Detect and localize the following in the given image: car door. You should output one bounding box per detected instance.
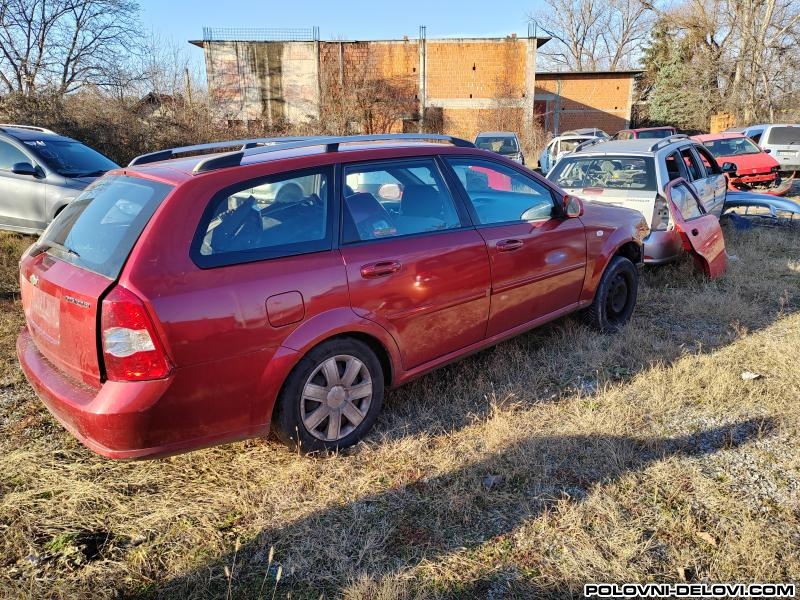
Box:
[540,139,556,173]
[677,145,718,216]
[665,178,727,279]
[692,144,726,216]
[0,139,47,231]
[444,156,587,338]
[339,157,491,370]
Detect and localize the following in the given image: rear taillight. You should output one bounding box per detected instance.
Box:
[101,286,170,381]
[652,194,670,231]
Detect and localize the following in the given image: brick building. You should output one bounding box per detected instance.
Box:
[190,31,640,142]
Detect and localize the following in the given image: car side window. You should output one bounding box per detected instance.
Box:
[669,181,704,220]
[665,151,687,182]
[748,130,763,144]
[194,168,330,266]
[679,147,702,180]
[0,140,30,171]
[342,158,460,243]
[694,145,721,175]
[446,157,555,224]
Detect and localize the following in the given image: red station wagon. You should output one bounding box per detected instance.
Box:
[17,134,648,458]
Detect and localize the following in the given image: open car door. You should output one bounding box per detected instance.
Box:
[665,178,727,278]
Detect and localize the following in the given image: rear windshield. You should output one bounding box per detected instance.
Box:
[765,126,800,145]
[23,139,118,177]
[39,175,172,278]
[475,136,519,153]
[703,137,761,157]
[636,128,674,139]
[548,156,657,191]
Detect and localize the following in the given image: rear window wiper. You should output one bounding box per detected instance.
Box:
[39,240,81,258]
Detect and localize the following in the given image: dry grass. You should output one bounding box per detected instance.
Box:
[0,216,799,599]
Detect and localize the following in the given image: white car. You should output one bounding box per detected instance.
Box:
[729,124,800,175]
[539,134,600,174]
[546,136,729,264]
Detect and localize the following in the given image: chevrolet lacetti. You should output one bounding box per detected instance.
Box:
[17,134,648,458]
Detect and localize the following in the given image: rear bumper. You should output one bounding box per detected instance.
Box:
[642,230,682,264]
[17,327,259,459]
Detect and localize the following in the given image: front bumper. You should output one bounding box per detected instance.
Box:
[642,230,683,265]
[731,172,778,185]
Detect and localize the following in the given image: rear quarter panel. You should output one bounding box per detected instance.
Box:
[577,202,647,303]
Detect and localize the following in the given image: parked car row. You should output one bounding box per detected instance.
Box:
[4,128,756,460]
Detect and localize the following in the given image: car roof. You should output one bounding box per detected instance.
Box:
[475,131,517,137]
[0,125,74,143]
[123,140,495,184]
[572,138,694,156]
[692,132,746,142]
[626,126,676,132]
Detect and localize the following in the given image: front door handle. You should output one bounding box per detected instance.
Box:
[360,261,401,279]
[496,239,524,252]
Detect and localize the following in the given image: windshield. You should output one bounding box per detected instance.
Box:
[703,137,761,157]
[24,139,118,177]
[548,156,657,191]
[765,126,800,145]
[475,136,519,154]
[636,128,674,139]
[39,175,172,278]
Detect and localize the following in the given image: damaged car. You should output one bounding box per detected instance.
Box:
[692,132,794,196]
[547,135,728,277]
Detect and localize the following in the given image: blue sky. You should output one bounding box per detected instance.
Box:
[138,0,547,47]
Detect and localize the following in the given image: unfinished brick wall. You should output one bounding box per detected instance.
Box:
[425,39,526,99]
[534,73,636,135]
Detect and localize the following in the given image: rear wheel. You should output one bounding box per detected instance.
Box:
[273,338,384,453]
[585,256,638,332]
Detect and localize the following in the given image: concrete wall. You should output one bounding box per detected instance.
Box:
[203,40,320,125]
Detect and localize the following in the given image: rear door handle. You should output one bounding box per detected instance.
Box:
[496,239,524,252]
[360,261,401,278]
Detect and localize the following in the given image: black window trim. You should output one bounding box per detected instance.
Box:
[190,164,337,269]
[692,143,721,177]
[337,155,473,247]
[442,154,562,228]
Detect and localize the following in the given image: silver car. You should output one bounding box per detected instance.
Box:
[474,131,525,164]
[736,124,800,174]
[546,136,728,264]
[0,124,118,234]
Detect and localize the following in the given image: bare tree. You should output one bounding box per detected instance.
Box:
[0,0,141,95]
[532,0,653,70]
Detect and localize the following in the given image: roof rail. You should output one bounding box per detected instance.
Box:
[649,134,689,152]
[192,133,475,174]
[0,124,57,135]
[127,137,313,167]
[574,137,606,152]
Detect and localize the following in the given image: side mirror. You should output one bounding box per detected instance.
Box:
[763,148,771,154]
[721,162,738,174]
[563,194,584,218]
[11,162,39,177]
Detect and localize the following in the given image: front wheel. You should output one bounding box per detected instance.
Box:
[273,338,384,453]
[585,256,638,332]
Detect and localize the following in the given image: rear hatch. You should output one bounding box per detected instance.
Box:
[547,155,662,227]
[764,126,800,169]
[19,174,173,386]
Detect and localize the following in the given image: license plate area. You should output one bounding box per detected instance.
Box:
[28,286,60,344]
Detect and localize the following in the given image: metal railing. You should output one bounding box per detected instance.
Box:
[128,138,313,167]
[201,27,320,42]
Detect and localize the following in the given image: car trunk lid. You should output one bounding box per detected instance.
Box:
[19,174,173,386]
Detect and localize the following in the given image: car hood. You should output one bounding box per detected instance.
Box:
[717,152,779,174]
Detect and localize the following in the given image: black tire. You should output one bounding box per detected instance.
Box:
[585,256,638,332]
[273,338,384,453]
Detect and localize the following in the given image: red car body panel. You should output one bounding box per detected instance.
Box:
[17,142,647,459]
[666,179,727,279]
[692,132,782,190]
